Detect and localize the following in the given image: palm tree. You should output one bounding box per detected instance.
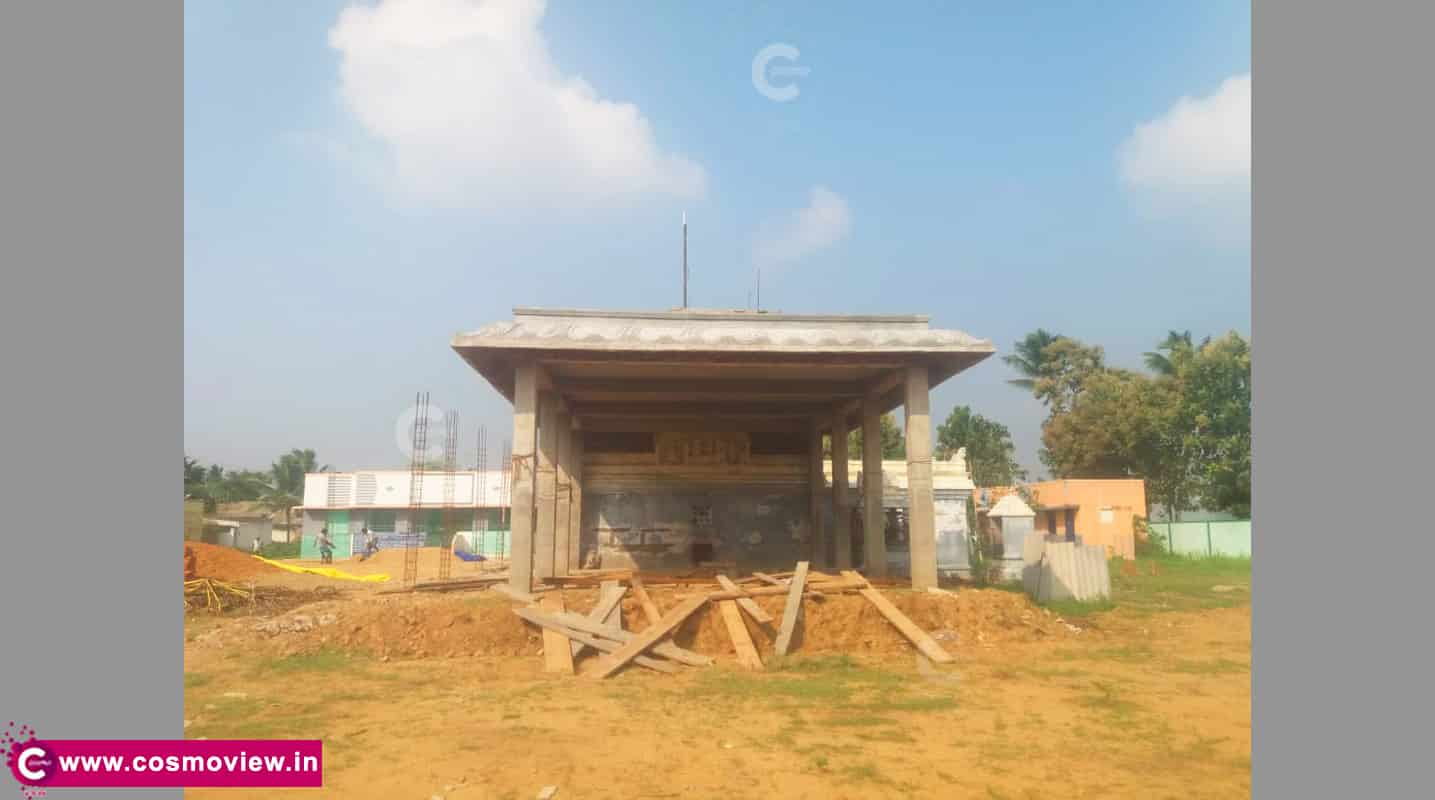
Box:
[271,449,329,497]
[259,487,302,544]
[1003,329,1065,389]
[1143,330,1208,376]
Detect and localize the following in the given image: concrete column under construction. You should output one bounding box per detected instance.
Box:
[808,418,824,565]
[566,422,584,572]
[507,364,539,592]
[552,406,573,576]
[831,404,852,570]
[533,392,560,579]
[861,390,887,577]
[905,365,938,589]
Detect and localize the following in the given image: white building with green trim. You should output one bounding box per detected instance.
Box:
[299,470,509,559]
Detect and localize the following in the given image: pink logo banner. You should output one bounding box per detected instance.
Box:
[6,738,323,789]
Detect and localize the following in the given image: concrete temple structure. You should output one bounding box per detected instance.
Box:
[451,307,994,590]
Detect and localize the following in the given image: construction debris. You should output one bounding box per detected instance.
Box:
[503,561,958,679]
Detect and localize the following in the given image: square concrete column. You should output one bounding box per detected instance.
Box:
[808,418,825,565]
[507,364,539,592]
[566,423,584,572]
[831,405,852,570]
[533,392,560,579]
[862,392,887,577]
[552,406,572,576]
[905,366,937,589]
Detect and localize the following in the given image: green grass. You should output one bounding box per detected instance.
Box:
[1111,555,1251,615]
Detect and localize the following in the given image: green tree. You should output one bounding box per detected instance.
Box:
[934,406,1025,486]
[1143,330,1208,377]
[259,487,302,543]
[1033,338,1107,414]
[1172,333,1252,517]
[271,449,328,497]
[1003,329,1066,389]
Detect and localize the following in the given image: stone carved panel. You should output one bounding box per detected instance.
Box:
[655,432,751,466]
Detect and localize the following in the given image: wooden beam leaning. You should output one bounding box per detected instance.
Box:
[773,561,811,657]
[840,570,953,664]
[718,600,763,670]
[628,575,663,626]
[714,575,774,626]
[591,595,709,679]
[513,607,678,675]
[540,592,575,674]
[542,608,711,667]
[571,580,625,658]
[751,572,787,587]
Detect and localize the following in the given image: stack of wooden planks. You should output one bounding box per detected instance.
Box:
[501,561,955,678]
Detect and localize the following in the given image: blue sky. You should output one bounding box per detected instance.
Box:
[184,0,1250,477]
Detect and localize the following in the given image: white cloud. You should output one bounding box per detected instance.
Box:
[753,186,852,272]
[1120,73,1251,190]
[328,0,705,208]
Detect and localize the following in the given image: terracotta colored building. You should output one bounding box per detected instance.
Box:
[976,478,1146,560]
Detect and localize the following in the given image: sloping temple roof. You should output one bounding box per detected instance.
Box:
[451,307,995,431]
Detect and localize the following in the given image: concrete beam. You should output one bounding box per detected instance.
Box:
[905,366,937,589]
[831,402,852,570]
[508,364,540,592]
[862,390,887,577]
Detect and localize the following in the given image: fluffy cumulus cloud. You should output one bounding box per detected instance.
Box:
[1120,73,1251,190]
[329,0,705,208]
[753,186,853,272]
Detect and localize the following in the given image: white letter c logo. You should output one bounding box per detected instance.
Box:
[17,746,49,781]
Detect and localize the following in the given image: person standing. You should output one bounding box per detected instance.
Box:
[317,526,334,564]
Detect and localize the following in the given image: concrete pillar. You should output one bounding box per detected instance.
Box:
[831,405,852,570]
[533,392,560,579]
[862,392,887,577]
[808,418,824,565]
[567,423,584,572]
[905,366,937,589]
[552,406,572,576]
[508,364,539,592]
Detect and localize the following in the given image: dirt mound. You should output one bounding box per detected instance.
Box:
[185,542,282,581]
[205,582,1071,664]
[655,585,1069,657]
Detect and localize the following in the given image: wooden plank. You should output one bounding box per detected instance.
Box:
[773,562,810,657]
[841,570,954,664]
[571,581,626,658]
[628,575,663,626]
[718,600,763,670]
[751,572,787,587]
[543,608,711,667]
[513,608,678,674]
[591,595,709,679]
[715,575,775,625]
[540,593,575,674]
[706,580,863,602]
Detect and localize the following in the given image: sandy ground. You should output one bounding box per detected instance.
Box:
[183,568,1250,799]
